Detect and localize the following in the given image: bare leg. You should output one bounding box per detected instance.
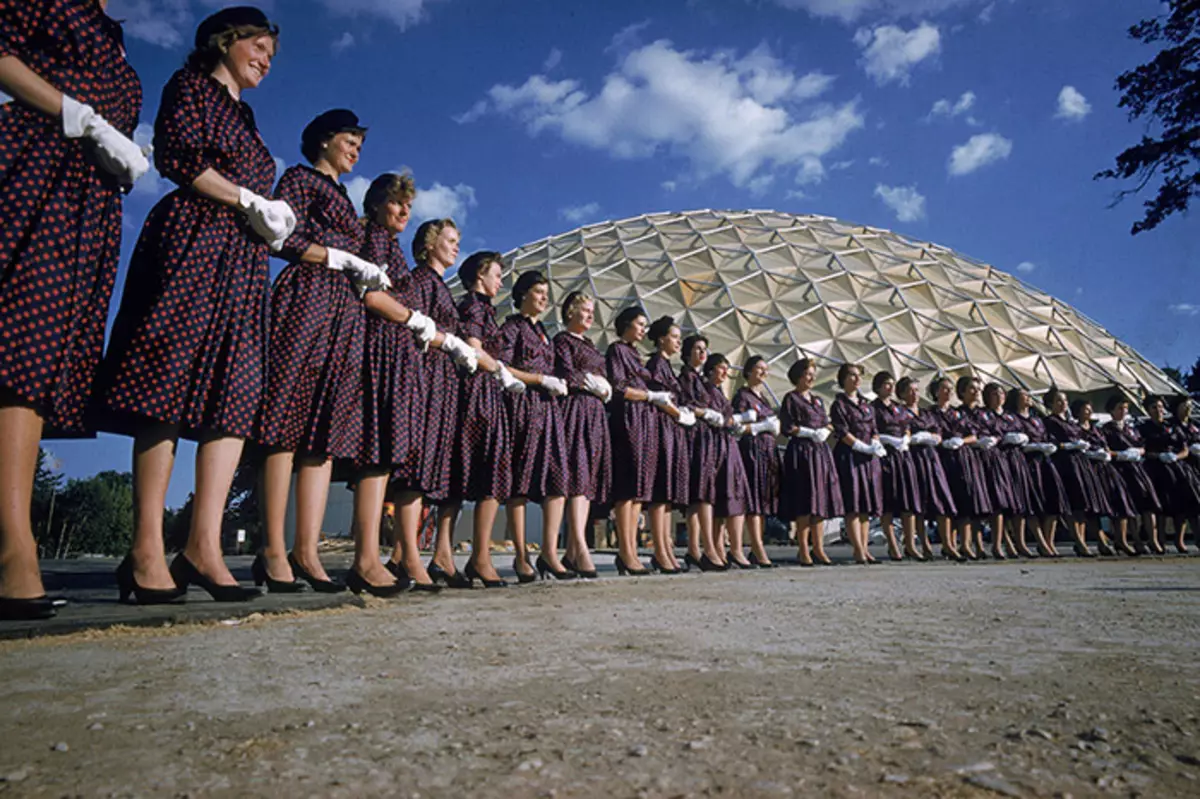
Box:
[880,513,901,560]
[432,502,460,573]
[468,497,504,580]
[726,514,747,564]
[959,519,976,558]
[1141,513,1161,553]
[747,514,771,565]
[812,518,831,564]
[944,518,961,558]
[0,405,46,599]
[990,514,1006,557]
[614,499,643,568]
[351,472,399,585]
[1070,516,1090,554]
[181,434,245,586]
[919,517,935,559]
[1040,515,1060,555]
[563,496,595,573]
[795,516,813,564]
[848,515,866,563]
[540,495,566,570]
[713,519,728,558]
[259,448,296,581]
[648,503,670,568]
[130,423,180,590]
[899,513,918,559]
[506,498,535,578]
[1010,516,1032,556]
[685,504,703,561]
[391,489,434,584]
[697,503,720,562]
[1113,517,1134,554]
[291,455,334,580]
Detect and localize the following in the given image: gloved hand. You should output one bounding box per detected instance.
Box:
[494,362,525,394]
[793,426,818,441]
[440,333,478,373]
[1085,450,1111,463]
[878,434,906,450]
[1062,440,1089,452]
[62,95,150,186]
[909,431,937,447]
[872,441,887,458]
[748,418,780,436]
[237,187,296,251]
[941,437,965,450]
[1041,442,1058,456]
[583,373,612,402]
[1190,443,1200,457]
[973,436,998,450]
[326,248,392,292]
[701,408,726,428]
[851,439,875,456]
[1003,432,1030,446]
[814,427,832,444]
[1159,451,1179,464]
[646,390,674,407]
[732,410,757,425]
[1117,447,1141,462]
[404,309,437,349]
[676,408,697,427]
[540,375,569,397]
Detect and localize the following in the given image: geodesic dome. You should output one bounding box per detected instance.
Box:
[480,209,1183,405]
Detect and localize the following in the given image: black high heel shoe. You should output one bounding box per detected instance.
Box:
[536,555,578,580]
[1097,540,1117,557]
[464,560,509,588]
[1073,543,1096,558]
[287,553,345,593]
[385,561,441,592]
[116,555,186,604]
[614,554,650,576]
[903,548,928,562]
[941,547,967,563]
[684,552,704,571]
[513,554,537,584]
[650,556,681,574]
[250,554,305,594]
[747,551,778,568]
[726,551,756,570]
[561,555,598,579]
[346,568,411,598]
[429,561,474,589]
[169,554,259,603]
[698,553,727,572]
[0,595,57,621]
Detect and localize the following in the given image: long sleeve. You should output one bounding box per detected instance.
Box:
[154,70,224,187]
[678,367,709,409]
[830,395,851,440]
[779,392,801,432]
[274,167,361,259]
[554,334,588,389]
[496,318,520,366]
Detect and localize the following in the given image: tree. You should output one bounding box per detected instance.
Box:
[1095,0,1199,234]
[1163,363,1187,386]
[42,471,135,558]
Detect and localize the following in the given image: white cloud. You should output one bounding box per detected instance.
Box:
[772,0,991,24]
[746,174,776,195]
[313,0,443,30]
[273,156,287,179]
[661,180,678,192]
[331,32,354,54]
[948,132,1012,175]
[1016,261,1036,274]
[106,0,191,48]
[543,48,563,71]
[1168,303,1200,317]
[345,176,371,215]
[412,182,477,224]
[978,2,995,22]
[873,183,926,222]
[559,202,601,223]
[608,20,652,54]
[927,90,975,120]
[853,22,940,85]
[868,155,887,166]
[1055,85,1091,121]
[460,40,863,189]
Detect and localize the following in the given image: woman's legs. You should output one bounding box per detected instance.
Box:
[990,514,1006,557]
[390,489,434,584]
[811,518,831,564]
[291,455,334,581]
[726,514,748,564]
[351,471,399,585]
[0,405,46,599]
[432,502,460,573]
[848,515,866,563]
[648,502,671,567]
[899,512,918,558]
[506,498,535,578]
[540,495,567,570]
[182,433,246,586]
[795,515,812,564]
[564,496,596,573]
[958,519,975,558]
[260,448,296,581]
[468,497,504,580]
[613,499,642,567]
[129,422,181,590]
[747,513,771,565]
[880,513,901,560]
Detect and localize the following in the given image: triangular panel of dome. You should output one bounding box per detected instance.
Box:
[620,235,672,262]
[697,225,744,248]
[808,271,862,309]
[622,259,677,287]
[582,243,627,268]
[677,280,733,313]
[671,250,721,283]
[751,243,803,275]
[712,251,758,279]
[697,311,748,354]
[614,218,653,240]
[1039,355,1086,393]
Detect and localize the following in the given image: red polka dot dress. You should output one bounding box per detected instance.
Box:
[397,263,460,501]
[258,165,364,459]
[734,387,780,516]
[678,364,718,506]
[606,340,658,503]
[451,293,512,502]
[553,331,612,504]
[499,315,568,502]
[357,221,426,480]
[0,1,141,436]
[96,68,275,441]
[645,353,689,508]
[704,381,752,519]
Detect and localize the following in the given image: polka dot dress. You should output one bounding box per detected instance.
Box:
[606,340,658,503]
[96,68,275,441]
[450,293,512,502]
[645,353,689,508]
[553,331,612,504]
[734,387,780,516]
[0,1,141,436]
[499,315,568,502]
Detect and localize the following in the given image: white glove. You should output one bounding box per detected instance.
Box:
[702,408,726,427]
[732,410,757,425]
[676,408,697,427]
[440,333,478,374]
[1116,447,1141,462]
[749,418,780,436]
[1003,432,1030,446]
[1190,443,1200,457]
[1159,452,1179,464]
[1041,442,1059,456]
[814,427,832,444]
[851,439,875,456]
[326,248,392,292]
[540,375,568,397]
[909,431,937,447]
[972,436,998,450]
[237,187,296,251]
[941,437,964,451]
[1085,450,1111,463]
[583,373,612,402]
[62,95,150,186]
[646,390,674,407]
[1062,440,1089,452]
[878,434,906,450]
[793,426,819,441]
[494,362,525,394]
[872,441,887,458]
[403,309,437,349]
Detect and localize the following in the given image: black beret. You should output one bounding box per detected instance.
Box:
[194,6,276,49]
[301,108,367,154]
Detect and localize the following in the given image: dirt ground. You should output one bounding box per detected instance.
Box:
[1,555,1199,798]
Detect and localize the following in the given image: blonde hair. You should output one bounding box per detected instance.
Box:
[562,291,594,325]
[364,173,416,224]
[412,218,458,267]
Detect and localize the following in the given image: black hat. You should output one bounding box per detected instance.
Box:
[301,108,367,162]
[194,6,276,49]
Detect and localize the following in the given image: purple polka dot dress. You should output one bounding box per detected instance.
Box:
[994,410,1038,517]
[926,405,992,518]
[1101,420,1161,515]
[1179,418,1200,506]
[97,68,275,442]
[678,365,718,506]
[1081,423,1137,519]
[1045,414,1109,516]
[734,387,780,516]
[258,165,364,459]
[872,399,921,515]
[646,354,690,508]
[704,382,752,519]
[606,341,658,503]
[968,407,1019,515]
[450,293,512,502]
[1139,419,1200,516]
[499,315,567,502]
[1016,412,1071,516]
[0,1,141,436]
[830,393,883,515]
[778,391,843,520]
[357,221,426,480]
[904,406,957,518]
[554,332,612,504]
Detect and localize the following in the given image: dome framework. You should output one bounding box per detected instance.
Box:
[484,210,1182,406]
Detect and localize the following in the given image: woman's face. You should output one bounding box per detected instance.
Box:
[796,365,816,392]
[477,261,502,299]
[711,361,729,385]
[842,368,861,394]
[747,359,769,387]
[322,131,363,176]
[961,380,981,406]
[623,315,648,344]
[1017,390,1031,412]
[688,339,708,369]
[1078,403,1093,424]
[659,326,682,357]
[900,381,919,406]
[1052,392,1068,415]
[1111,401,1128,423]
[1148,400,1165,422]
[984,386,1002,411]
[430,225,460,269]
[520,282,550,317]
[1179,402,1192,423]
[935,380,952,404]
[876,377,894,401]
[381,199,410,235]
[569,299,595,333]
[221,34,275,91]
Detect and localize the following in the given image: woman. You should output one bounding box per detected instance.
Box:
[992,387,1039,558]
[607,307,674,575]
[733,356,781,567]
[0,0,147,617]
[702,354,755,568]
[926,376,990,560]
[898,377,954,560]
[1074,399,1133,556]
[968,382,1020,559]
[1169,396,1200,552]
[1043,387,1107,557]
[677,336,726,570]
[1102,396,1163,554]
[642,317,695,573]
[1141,396,1200,553]
[831,363,885,565]
[779,359,843,566]
[553,292,613,579]
[256,108,388,594]
[871,371,921,560]
[99,8,293,605]
[499,272,570,582]
[1008,387,1069,557]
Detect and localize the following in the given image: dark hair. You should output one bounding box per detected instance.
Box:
[1069,398,1092,419]
[896,376,915,400]
[743,355,766,380]
[1143,394,1164,415]
[614,306,648,337]
[1003,387,1026,414]
[511,270,548,310]
[363,172,415,223]
[647,316,677,345]
[928,375,951,401]
[187,9,278,75]
[1044,386,1065,409]
[787,358,814,386]
[411,218,457,267]
[836,362,861,388]
[1105,395,1127,413]
[1168,395,1191,417]
[871,370,894,394]
[682,334,709,364]
[300,109,367,164]
[983,382,1005,407]
[459,250,503,290]
[703,353,729,378]
[955,375,978,399]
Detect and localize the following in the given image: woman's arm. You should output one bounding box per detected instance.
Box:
[0,55,62,116]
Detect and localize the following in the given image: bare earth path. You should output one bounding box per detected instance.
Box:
[2,556,1199,798]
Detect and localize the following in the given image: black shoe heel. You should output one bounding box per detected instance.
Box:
[650,556,680,574]
[561,556,598,579]
[0,595,56,621]
[513,555,537,584]
[346,569,411,598]
[698,554,727,572]
[727,550,756,570]
[288,553,345,593]
[464,561,509,588]
[429,561,474,589]
[536,555,577,580]
[116,555,186,605]
[615,555,650,576]
[169,554,259,603]
[250,554,305,594]
[385,561,439,592]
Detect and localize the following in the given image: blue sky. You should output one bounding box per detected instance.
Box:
[32,0,1198,505]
